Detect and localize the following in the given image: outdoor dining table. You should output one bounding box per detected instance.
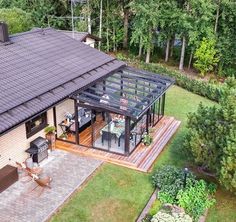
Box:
[100,120,125,146]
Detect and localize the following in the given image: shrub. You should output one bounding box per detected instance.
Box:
[152,166,216,221]
[139,62,225,102]
[152,165,195,204]
[184,78,236,192]
[177,179,216,221]
[194,38,219,77]
[149,200,162,216]
[142,214,152,222]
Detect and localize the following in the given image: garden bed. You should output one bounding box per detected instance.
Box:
[141,165,216,222]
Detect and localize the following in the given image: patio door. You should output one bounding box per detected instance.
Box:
[93,111,111,151]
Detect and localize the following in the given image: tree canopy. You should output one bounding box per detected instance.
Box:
[0,7,32,34]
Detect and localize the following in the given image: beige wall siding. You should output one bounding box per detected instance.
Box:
[85,37,95,48]
[55,99,74,136]
[0,109,54,169]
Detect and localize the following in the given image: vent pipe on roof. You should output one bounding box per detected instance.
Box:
[0,22,10,43]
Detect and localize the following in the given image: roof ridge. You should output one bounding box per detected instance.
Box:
[9,27,55,38]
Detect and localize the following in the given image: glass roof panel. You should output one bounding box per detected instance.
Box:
[76,66,174,119]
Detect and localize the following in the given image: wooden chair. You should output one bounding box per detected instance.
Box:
[16,162,43,182]
[31,176,52,196]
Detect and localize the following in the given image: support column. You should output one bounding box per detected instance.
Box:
[146,108,150,134]
[124,116,131,156]
[91,109,95,146]
[162,93,166,116]
[120,75,123,97]
[103,80,106,91]
[53,107,57,139]
[74,99,79,145]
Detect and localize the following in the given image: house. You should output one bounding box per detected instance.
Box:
[60,30,101,48]
[0,22,174,169]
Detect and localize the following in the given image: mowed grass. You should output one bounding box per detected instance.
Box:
[52,164,153,222]
[51,86,236,222]
[206,188,236,222]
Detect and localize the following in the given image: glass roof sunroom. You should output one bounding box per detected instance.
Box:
[74,66,175,120]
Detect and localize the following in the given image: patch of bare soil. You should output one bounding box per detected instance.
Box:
[91,198,136,222]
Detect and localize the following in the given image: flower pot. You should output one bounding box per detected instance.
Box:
[45,133,56,150]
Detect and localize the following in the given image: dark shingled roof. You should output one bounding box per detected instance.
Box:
[0,28,125,135]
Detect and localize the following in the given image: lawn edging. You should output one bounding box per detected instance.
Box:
[136,189,157,222]
[48,161,104,222]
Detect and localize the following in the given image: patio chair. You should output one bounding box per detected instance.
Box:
[101,131,117,145]
[31,176,52,197]
[16,161,43,182]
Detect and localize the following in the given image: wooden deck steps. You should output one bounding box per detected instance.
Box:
[56,116,181,172]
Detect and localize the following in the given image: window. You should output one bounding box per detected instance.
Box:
[25,112,48,138]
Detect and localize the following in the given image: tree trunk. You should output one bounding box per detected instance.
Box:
[98,0,103,50]
[214,0,220,34]
[123,9,129,49]
[145,28,152,63]
[188,50,193,70]
[113,26,116,52]
[106,0,109,51]
[106,26,109,51]
[179,36,186,70]
[145,47,151,63]
[170,35,175,58]
[165,38,170,62]
[70,0,75,38]
[138,37,142,58]
[87,0,92,34]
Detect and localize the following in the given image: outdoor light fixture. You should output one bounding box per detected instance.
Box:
[183,167,189,188]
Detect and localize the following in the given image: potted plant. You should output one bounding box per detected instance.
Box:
[44,126,56,150]
[142,133,153,146]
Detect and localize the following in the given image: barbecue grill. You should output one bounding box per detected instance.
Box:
[26,137,49,163]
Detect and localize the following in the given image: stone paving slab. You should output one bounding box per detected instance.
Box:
[0,150,102,222]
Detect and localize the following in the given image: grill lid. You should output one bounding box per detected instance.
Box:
[26,136,48,154]
[30,136,48,148]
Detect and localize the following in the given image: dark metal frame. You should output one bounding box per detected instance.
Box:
[75,68,173,120]
[54,67,174,156]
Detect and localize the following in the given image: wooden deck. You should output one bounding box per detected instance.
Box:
[56,116,181,172]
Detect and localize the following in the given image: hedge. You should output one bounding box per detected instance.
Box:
[128,61,225,102]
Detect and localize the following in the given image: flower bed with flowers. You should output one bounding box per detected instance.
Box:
[142,165,216,222]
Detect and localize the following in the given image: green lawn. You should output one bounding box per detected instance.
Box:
[51,86,236,222]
